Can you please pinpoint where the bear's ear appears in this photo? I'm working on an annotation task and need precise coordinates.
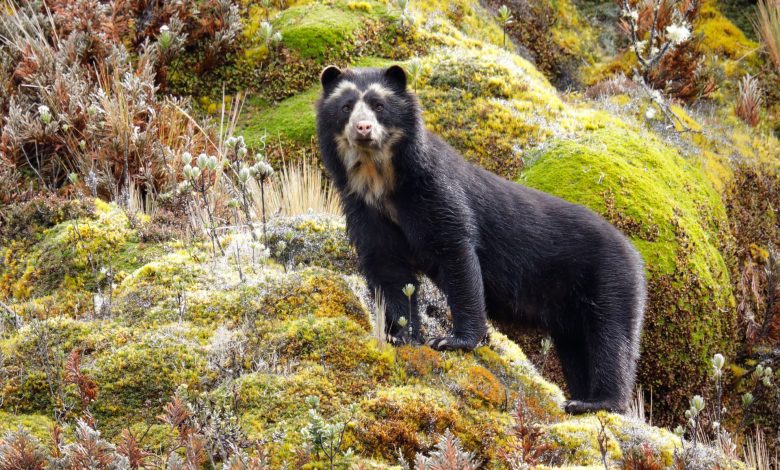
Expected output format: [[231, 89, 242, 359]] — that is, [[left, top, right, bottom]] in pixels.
[[320, 66, 343, 93], [384, 65, 407, 92]]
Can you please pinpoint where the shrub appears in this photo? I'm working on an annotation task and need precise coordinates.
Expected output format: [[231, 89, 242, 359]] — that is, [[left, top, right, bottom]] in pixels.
[[0, 1, 232, 199]]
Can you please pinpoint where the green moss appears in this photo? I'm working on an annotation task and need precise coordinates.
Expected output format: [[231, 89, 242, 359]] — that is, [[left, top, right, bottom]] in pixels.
[[0, 318, 129, 414], [417, 45, 570, 178], [545, 414, 624, 465], [239, 87, 319, 147], [114, 250, 206, 323], [89, 325, 211, 435], [273, 4, 363, 60], [354, 385, 461, 460], [519, 127, 737, 422], [0, 412, 55, 442], [696, 1, 758, 61], [254, 267, 369, 328]]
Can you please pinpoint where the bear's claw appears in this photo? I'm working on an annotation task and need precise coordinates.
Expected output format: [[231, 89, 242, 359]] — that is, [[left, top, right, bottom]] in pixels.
[[425, 335, 477, 351]]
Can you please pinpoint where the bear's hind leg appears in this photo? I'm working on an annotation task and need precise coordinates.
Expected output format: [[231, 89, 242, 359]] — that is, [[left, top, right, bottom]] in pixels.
[[564, 309, 638, 414], [554, 335, 591, 405]]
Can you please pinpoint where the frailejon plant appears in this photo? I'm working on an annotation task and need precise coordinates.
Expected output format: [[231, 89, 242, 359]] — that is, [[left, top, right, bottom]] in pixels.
[[741, 363, 774, 430], [684, 395, 705, 447], [182, 152, 225, 257]]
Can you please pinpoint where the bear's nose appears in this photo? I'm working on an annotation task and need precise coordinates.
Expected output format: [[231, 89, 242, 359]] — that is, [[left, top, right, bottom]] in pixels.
[[355, 121, 373, 136]]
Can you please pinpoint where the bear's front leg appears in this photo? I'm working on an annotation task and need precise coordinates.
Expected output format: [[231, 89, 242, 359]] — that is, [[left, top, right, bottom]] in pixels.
[[425, 243, 487, 351], [347, 205, 422, 344]]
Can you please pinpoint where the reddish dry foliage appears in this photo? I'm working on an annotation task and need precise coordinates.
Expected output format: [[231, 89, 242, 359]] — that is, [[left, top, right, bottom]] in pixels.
[[64, 349, 98, 409], [616, 0, 715, 102]]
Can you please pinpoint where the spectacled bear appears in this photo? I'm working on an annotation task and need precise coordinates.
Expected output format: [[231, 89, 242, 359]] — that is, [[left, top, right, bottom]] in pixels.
[[315, 65, 646, 414]]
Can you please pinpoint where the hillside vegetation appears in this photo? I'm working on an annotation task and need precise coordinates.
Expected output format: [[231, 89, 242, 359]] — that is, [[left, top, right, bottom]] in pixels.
[[1, 0, 779, 468]]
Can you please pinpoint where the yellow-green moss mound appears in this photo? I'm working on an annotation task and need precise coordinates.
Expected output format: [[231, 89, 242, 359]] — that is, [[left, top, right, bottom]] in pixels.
[[520, 127, 737, 422], [0, 210, 745, 467]]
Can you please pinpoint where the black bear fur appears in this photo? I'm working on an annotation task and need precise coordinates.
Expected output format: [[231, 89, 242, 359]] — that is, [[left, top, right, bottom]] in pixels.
[[315, 65, 646, 414]]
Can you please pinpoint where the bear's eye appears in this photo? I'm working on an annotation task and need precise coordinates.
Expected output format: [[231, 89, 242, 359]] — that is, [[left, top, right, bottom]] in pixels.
[[374, 103, 384, 112], [341, 105, 352, 113]]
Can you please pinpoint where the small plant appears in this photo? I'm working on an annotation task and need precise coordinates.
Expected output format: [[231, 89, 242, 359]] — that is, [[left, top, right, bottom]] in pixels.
[[182, 151, 226, 257], [620, 443, 664, 470], [407, 58, 423, 92], [596, 412, 611, 470], [410, 429, 480, 469], [116, 429, 151, 469], [258, 21, 283, 48], [755, 0, 780, 73], [539, 336, 553, 374], [0, 428, 47, 470], [735, 74, 763, 127], [497, 5, 513, 50], [254, 156, 275, 246], [499, 397, 556, 467], [710, 353, 726, 432], [263, 155, 340, 217], [741, 363, 775, 429], [400, 283, 416, 341], [618, 0, 709, 125], [301, 396, 357, 470], [373, 287, 388, 344], [397, 0, 412, 29], [684, 395, 705, 446], [64, 349, 98, 418]]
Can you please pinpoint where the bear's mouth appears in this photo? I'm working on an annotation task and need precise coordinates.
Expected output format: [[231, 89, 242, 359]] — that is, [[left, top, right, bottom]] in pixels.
[[351, 135, 379, 149]]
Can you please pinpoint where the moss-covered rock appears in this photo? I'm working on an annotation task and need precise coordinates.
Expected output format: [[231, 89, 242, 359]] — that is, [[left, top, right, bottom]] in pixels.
[[273, 3, 363, 60], [88, 323, 211, 435], [520, 127, 737, 423], [265, 215, 356, 273]]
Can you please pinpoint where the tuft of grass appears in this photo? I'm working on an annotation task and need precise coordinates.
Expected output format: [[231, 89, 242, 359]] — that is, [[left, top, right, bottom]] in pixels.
[[754, 0, 780, 73], [372, 287, 387, 344], [260, 156, 341, 217], [743, 428, 778, 470], [735, 74, 763, 127]]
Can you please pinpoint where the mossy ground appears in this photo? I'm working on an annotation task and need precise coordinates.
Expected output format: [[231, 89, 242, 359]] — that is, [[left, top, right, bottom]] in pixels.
[[1, 206, 741, 466]]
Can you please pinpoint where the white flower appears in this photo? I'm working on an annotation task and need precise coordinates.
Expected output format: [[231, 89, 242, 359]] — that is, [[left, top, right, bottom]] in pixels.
[[38, 105, 52, 124], [634, 40, 647, 54], [160, 25, 170, 33], [623, 9, 638, 22], [650, 46, 659, 56], [666, 23, 690, 45], [645, 107, 656, 120], [650, 89, 663, 103]]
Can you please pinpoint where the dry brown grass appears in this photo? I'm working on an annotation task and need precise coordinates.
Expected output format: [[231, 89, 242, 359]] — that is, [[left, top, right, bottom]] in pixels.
[[260, 156, 341, 217], [755, 0, 780, 73], [744, 429, 778, 470], [735, 74, 763, 127]]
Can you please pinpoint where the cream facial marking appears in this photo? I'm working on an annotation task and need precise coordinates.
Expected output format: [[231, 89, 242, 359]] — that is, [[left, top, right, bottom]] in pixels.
[[324, 81, 359, 103], [365, 83, 392, 99], [335, 127, 404, 211]]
